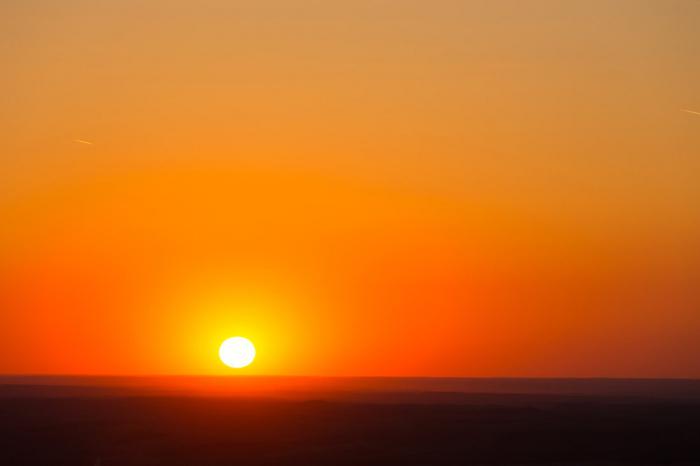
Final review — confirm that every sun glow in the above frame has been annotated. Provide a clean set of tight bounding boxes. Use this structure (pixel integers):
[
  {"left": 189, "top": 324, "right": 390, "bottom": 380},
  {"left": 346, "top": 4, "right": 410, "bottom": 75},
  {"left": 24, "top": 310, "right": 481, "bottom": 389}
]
[{"left": 219, "top": 337, "right": 256, "bottom": 369}]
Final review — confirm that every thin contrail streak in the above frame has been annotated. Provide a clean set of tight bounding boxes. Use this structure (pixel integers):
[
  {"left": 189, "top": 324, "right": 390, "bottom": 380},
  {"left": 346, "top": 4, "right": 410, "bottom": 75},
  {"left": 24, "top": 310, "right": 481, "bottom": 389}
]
[
  {"left": 73, "top": 139, "right": 94, "bottom": 145},
  {"left": 681, "top": 109, "right": 700, "bottom": 116}
]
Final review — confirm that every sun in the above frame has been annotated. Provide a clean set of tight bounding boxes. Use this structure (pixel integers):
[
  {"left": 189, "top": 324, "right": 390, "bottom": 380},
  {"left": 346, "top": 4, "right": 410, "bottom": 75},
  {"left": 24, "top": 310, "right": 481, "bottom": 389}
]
[{"left": 219, "top": 336, "right": 256, "bottom": 369}]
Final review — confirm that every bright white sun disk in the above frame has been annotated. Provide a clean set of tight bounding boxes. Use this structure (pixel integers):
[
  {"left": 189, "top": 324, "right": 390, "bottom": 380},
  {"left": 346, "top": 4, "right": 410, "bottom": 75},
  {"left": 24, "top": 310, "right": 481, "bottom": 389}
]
[{"left": 219, "top": 336, "right": 256, "bottom": 368}]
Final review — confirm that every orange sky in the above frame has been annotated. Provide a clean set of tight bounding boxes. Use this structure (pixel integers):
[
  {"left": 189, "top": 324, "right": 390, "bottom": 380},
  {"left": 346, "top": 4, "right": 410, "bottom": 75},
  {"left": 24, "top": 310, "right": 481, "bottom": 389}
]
[{"left": 1, "top": 0, "right": 699, "bottom": 377}]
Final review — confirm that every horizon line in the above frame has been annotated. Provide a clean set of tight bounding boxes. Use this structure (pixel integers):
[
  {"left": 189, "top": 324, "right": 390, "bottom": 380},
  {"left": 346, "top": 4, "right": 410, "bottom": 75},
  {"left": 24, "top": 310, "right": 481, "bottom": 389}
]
[{"left": 2, "top": 374, "right": 699, "bottom": 381}]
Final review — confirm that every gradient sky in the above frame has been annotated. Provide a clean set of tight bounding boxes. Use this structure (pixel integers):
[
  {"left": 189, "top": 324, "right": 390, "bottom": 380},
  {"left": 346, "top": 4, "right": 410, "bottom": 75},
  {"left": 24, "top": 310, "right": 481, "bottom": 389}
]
[{"left": 1, "top": 0, "right": 699, "bottom": 377}]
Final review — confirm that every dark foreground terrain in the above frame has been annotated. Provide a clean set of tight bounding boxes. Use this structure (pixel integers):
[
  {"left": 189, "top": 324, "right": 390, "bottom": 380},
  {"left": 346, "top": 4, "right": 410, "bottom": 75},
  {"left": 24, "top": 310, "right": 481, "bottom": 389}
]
[{"left": 1, "top": 377, "right": 700, "bottom": 465}]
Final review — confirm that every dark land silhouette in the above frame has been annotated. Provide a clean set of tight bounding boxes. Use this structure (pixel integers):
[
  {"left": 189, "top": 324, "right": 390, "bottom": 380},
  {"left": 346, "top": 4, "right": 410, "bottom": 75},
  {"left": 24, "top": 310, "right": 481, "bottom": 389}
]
[{"left": 2, "top": 377, "right": 700, "bottom": 465}]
